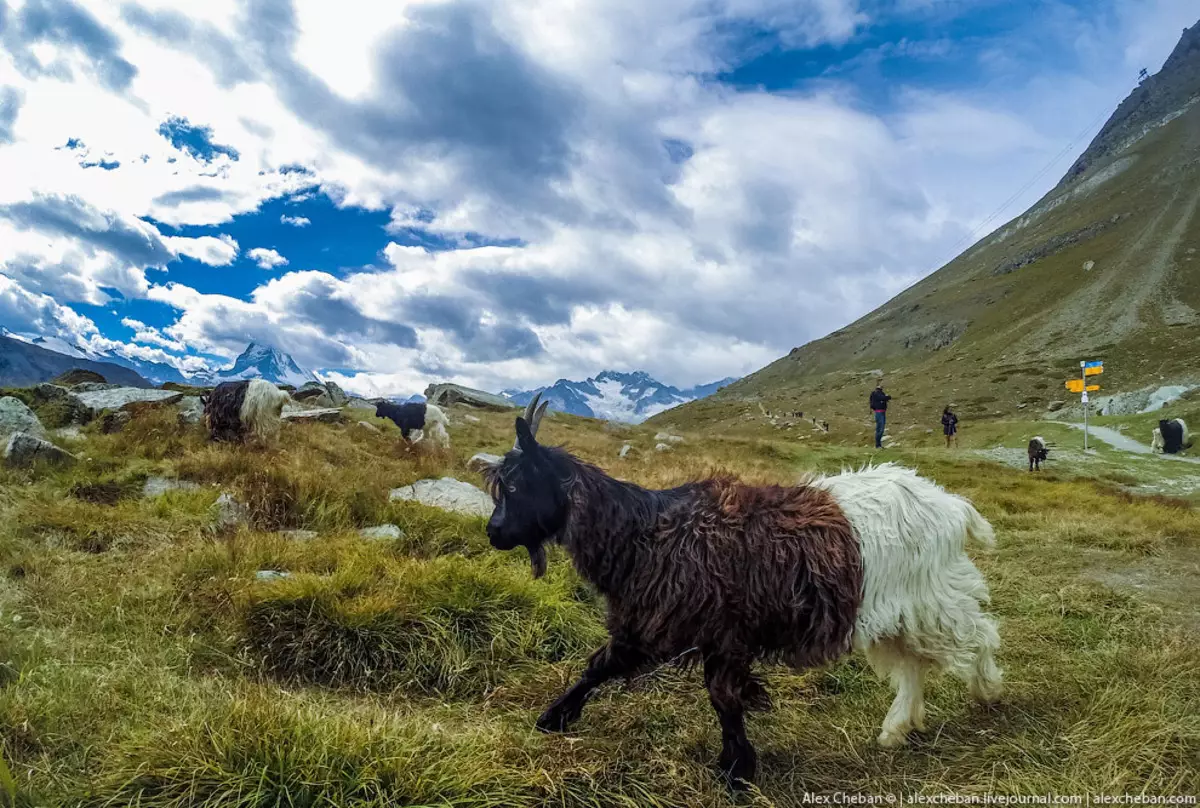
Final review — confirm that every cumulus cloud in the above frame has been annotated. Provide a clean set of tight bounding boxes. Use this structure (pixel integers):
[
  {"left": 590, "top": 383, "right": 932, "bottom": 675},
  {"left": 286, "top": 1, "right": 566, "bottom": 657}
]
[
  {"left": 164, "top": 234, "right": 238, "bottom": 265},
  {"left": 247, "top": 247, "right": 288, "bottom": 269},
  {"left": 1, "top": 0, "right": 1195, "bottom": 394}
]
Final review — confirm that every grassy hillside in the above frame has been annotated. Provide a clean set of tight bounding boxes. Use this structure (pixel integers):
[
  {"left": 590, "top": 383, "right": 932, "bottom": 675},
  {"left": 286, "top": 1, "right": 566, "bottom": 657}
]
[
  {"left": 654, "top": 34, "right": 1200, "bottom": 440},
  {"left": 0, "top": 395, "right": 1197, "bottom": 805}
]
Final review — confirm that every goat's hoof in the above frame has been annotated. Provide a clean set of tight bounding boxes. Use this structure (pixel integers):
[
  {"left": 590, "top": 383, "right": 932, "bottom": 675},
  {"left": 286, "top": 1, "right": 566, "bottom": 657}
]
[
  {"left": 717, "top": 752, "right": 757, "bottom": 791},
  {"left": 535, "top": 707, "right": 576, "bottom": 734},
  {"left": 912, "top": 713, "right": 927, "bottom": 733},
  {"left": 877, "top": 729, "right": 909, "bottom": 748}
]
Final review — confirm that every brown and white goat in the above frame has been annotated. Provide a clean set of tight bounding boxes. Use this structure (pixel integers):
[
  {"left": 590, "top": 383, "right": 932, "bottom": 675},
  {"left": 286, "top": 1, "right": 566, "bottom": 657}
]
[{"left": 478, "top": 394, "right": 1001, "bottom": 788}]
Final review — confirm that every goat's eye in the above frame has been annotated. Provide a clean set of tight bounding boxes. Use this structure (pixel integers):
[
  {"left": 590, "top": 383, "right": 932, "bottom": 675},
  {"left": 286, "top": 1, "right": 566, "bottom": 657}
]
[{"left": 506, "top": 484, "right": 517, "bottom": 494}]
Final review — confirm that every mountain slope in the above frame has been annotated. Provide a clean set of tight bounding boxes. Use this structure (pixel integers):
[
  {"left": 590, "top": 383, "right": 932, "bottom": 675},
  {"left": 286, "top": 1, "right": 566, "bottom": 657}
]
[
  {"left": 653, "top": 20, "right": 1200, "bottom": 438},
  {"left": 209, "top": 343, "right": 319, "bottom": 387},
  {"left": 505, "top": 370, "right": 737, "bottom": 423},
  {"left": 0, "top": 335, "right": 152, "bottom": 388}
]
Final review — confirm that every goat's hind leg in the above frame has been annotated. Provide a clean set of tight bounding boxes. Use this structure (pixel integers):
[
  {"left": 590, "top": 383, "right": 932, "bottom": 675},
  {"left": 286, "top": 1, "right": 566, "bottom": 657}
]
[
  {"left": 704, "top": 655, "right": 762, "bottom": 789},
  {"left": 865, "top": 638, "right": 927, "bottom": 749},
  {"left": 536, "top": 641, "right": 646, "bottom": 733}
]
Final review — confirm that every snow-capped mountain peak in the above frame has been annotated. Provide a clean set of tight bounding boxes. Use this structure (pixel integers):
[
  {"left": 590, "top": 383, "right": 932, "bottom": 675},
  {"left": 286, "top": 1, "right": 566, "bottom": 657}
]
[
  {"left": 214, "top": 342, "right": 319, "bottom": 387},
  {"left": 504, "top": 371, "right": 737, "bottom": 423}
]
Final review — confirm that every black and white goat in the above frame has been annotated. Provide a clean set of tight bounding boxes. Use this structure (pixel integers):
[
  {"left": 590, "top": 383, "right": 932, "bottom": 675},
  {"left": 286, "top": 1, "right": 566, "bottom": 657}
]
[
  {"left": 1028, "top": 436, "right": 1048, "bottom": 471},
  {"left": 201, "top": 379, "right": 290, "bottom": 443},
  {"left": 477, "top": 394, "right": 1001, "bottom": 788},
  {"left": 1152, "top": 418, "right": 1190, "bottom": 454},
  {"left": 373, "top": 400, "right": 450, "bottom": 447}
]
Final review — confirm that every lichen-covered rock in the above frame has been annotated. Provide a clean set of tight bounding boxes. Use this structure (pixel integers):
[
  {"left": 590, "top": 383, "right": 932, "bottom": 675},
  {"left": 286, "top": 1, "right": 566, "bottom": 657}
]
[
  {"left": 389, "top": 477, "right": 494, "bottom": 518},
  {"left": 359, "top": 524, "right": 403, "bottom": 541},
  {"left": 0, "top": 397, "right": 46, "bottom": 440},
  {"left": 143, "top": 476, "right": 202, "bottom": 498},
  {"left": 177, "top": 396, "right": 205, "bottom": 425},
  {"left": 4, "top": 431, "right": 76, "bottom": 468},
  {"left": 281, "top": 407, "right": 344, "bottom": 424},
  {"left": 213, "top": 493, "right": 250, "bottom": 531},
  {"left": 75, "top": 388, "right": 183, "bottom": 414}
]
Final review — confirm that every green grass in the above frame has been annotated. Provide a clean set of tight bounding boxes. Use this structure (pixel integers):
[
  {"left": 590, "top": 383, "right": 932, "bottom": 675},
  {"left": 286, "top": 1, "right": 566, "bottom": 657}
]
[{"left": 0, "top": 398, "right": 1197, "bottom": 805}]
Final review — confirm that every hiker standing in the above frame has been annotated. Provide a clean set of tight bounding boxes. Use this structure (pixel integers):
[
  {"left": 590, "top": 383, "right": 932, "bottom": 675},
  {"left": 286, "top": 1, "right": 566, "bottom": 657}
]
[
  {"left": 942, "top": 406, "right": 958, "bottom": 448},
  {"left": 869, "top": 383, "right": 891, "bottom": 449}
]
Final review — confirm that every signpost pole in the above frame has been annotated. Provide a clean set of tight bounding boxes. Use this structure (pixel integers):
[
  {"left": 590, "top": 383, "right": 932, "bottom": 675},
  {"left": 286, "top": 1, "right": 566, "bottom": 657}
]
[{"left": 1081, "top": 361, "right": 1089, "bottom": 451}]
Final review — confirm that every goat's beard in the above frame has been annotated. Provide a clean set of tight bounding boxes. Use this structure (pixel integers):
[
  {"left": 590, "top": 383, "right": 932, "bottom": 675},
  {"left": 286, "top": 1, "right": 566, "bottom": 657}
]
[{"left": 527, "top": 543, "right": 547, "bottom": 579}]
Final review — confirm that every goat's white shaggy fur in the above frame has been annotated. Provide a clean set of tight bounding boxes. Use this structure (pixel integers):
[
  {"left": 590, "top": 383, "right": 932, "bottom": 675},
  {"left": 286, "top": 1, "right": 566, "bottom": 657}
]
[
  {"left": 411, "top": 402, "right": 450, "bottom": 447},
  {"left": 1151, "top": 427, "right": 1164, "bottom": 453},
  {"left": 810, "top": 463, "right": 1002, "bottom": 747},
  {"left": 240, "top": 379, "right": 291, "bottom": 442}
]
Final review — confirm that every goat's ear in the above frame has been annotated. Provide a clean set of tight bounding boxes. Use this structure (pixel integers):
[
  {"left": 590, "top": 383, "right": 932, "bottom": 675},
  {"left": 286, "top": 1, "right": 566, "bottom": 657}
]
[{"left": 515, "top": 416, "right": 539, "bottom": 453}]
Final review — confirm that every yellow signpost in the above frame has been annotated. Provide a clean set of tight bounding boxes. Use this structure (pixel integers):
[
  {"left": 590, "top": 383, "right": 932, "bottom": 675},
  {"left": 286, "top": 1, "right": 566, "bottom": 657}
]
[{"left": 1085, "top": 366, "right": 1104, "bottom": 377}]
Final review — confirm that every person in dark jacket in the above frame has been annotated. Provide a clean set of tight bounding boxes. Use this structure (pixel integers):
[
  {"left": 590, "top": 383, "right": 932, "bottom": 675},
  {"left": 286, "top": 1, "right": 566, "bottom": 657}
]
[
  {"left": 869, "top": 384, "right": 891, "bottom": 448},
  {"left": 942, "top": 406, "right": 958, "bottom": 448}
]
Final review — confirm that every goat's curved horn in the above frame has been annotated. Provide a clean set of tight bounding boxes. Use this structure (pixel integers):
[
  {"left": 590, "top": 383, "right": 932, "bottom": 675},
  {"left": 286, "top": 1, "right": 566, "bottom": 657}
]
[
  {"left": 529, "top": 399, "right": 549, "bottom": 439},
  {"left": 514, "top": 392, "right": 543, "bottom": 450}
]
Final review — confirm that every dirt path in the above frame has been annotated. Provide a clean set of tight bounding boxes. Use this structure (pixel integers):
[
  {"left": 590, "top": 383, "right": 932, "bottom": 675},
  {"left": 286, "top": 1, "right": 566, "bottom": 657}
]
[{"left": 1068, "top": 423, "right": 1200, "bottom": 462}]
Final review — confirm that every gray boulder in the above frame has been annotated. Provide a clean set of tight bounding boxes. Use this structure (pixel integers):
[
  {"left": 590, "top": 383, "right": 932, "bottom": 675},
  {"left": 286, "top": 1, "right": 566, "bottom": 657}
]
[
  {"left": 466, "top": 453, "right": 503, "bottom": 472},
  {"left": 281, "top": 529, "right": 319, "bottom": 541},
  {"left": 356, "top": 420, "right": 381, "bottom": 434},
  {"left": 4, "top": 431, "right": 76, "bottom": 468},
  {"left": 619, "top": 443, "right": 632, "bottom": 458},
  {"left": 177, "top": 397, "right": 205, "bottom": 425},
  {"left": 255, "top": 570, "right": 291, "bottom": 581},
  {"left": 281, "top": 407, "right": 344, "bottom": 424},
  {"left": 143, "top": 476, "right": 202, "bottom": 498},
  {"left": 424, "top": 383, "right": 515, "bottom": 411},
  {"left": 70, "top": 382, "right": 122, "bottom": 393},
  {"left": 360, "top": 524, "right": 403, "bottom": 541},
  {"left": 389, "top": 477, "right": 494, "bottom": 518},
  {"left": 0, "top": 397, "right": 46, "bottom": 439},
  {"left": 213, "top": 493, "right": 250, "bottom": 531},
  {"left": 74, "top": 388, "right": 183, "bottom": 414}
]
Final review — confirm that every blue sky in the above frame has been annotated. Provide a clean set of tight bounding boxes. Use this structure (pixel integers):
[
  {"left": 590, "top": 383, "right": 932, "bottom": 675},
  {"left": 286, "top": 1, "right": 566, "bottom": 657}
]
[{"left": 0, "top": 0, "right": 1196, "bottom": 395}]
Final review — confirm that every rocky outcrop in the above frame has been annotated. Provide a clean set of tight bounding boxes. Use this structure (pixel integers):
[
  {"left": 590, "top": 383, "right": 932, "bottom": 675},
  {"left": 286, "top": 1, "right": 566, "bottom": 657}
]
[
  {"left": 0, "top": 397, "right": 46, "bottom": 439},
  {"left": 389, "top": 477, "right": 494, "bottom": 518},
  {"left": 293, "top": 381, "right": 348, "bottom": 409},
  {"left": 177, "top": 397, "right": 205, "bottom": 424},
  {"left": 74, "top": 388, "right": 183, "bottom": 414},
  {"left": 424, "top": 383, "right": 515, "bottom": 411},
  {"left": 281, "top": 407, "right": 344, "bottom": 424},
  {"left": 4, "top": 432, "right": 76, "bottom": 468}
]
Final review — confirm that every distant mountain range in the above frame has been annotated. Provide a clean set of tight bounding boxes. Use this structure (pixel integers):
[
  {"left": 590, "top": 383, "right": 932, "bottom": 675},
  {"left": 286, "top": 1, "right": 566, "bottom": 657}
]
[
  {"left": 0, "top": 334, "right": 152, "bottom": 388},
  {"left": 504, "top": 370, "right": 738, "bottom": 423}
]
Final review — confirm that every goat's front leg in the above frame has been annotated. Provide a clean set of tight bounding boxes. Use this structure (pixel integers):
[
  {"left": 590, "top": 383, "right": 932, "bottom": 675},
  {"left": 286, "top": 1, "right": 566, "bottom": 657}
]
[
  {"left": 536, "top": 641, "right": 646, "bottom": 733},
  {"left": 704, "top": 655, "right": 759, "bottom": 790}
]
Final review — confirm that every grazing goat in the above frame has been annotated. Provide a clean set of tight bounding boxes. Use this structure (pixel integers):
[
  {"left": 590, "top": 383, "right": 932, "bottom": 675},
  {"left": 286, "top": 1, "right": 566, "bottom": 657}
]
[
  {"left": 1028, "top": 436, "right": 1048, "bottom": 471},
  {"left": 201, "top": 379, "right": 290, "bottom": 443},
  {"left": 1156, "top": 418, "right": 1190, "bottom": 454},
  {"left": 479, "top": 394, "right": 1001, "bottom": 788},
  {"left": 374, "top": 400, "right": 450, "bottom": 447}
]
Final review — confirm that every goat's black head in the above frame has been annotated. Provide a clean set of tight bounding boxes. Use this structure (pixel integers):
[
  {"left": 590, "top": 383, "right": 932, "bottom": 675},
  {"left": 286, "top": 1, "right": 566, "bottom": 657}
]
[{"left": 482, "top": 394, "right": 563, "bottom": 578}]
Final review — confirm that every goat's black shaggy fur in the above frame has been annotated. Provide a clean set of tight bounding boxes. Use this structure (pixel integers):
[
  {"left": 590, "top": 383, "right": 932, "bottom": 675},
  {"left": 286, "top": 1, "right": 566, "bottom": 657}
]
[
  {"left": 374, "top": 401, "right": 428, "bottom": 439},
  {"left": 1160, "top": 418, "right": 1189, "bottom": 454},
  {"left": 484, "top": 416, "right": 862, "bottom": 788},
  {"left": 1028, "top": 437, "right": 1048, "bottom": 471},
  {"left": 201, "top": 380, "right": 250, "bottom": 443}
]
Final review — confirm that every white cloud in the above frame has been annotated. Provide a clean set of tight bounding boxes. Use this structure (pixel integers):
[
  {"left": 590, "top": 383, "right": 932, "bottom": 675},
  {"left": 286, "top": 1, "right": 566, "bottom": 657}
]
[
  {"left": 0, "top": 0, "right": 1194, "bottom": 395},
  {"left": 247, "top": 247, "right": 288, "bottom": 269},
  {"left": 163, "top": 233, "right": 238, "bottom": 265}
]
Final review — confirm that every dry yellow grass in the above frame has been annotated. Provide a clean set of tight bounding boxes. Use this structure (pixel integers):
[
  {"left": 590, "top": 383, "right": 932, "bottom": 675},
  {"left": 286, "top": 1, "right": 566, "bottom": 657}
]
[{"left": 0, "top": 401, "right": 1197, "bottom": 806}]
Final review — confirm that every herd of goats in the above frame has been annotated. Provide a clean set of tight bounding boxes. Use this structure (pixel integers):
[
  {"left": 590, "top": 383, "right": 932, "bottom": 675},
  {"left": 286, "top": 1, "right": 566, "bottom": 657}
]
[{"left": 196, "top": 380, "right": 1008, "bottom": 788}]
